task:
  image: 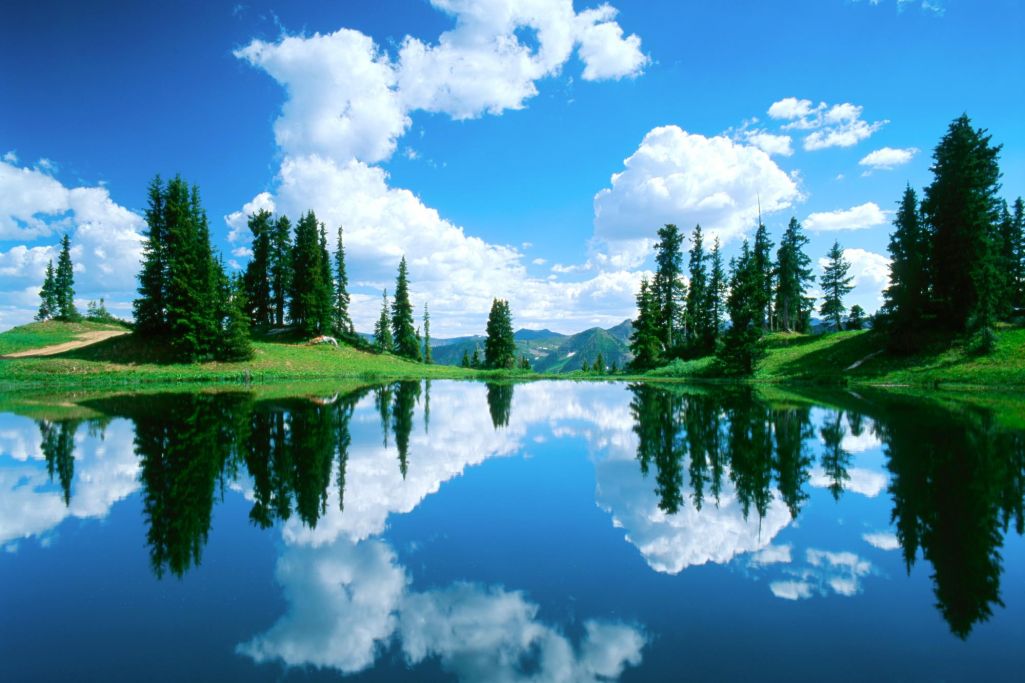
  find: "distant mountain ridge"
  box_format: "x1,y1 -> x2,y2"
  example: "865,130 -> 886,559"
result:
426,321 -> 633,372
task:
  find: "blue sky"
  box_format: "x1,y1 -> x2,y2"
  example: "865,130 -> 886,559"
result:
2,0 -> 1023,335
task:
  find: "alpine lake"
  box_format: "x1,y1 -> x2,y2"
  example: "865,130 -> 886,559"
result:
1,379 -> 1023,682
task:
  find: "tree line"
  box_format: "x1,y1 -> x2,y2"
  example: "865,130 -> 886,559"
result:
880,114 -> 1023,353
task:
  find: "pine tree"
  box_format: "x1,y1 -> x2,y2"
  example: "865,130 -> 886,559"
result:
135,175 -> 166,335
774,217 -> 815,332
847,305 -> 866,331
333,226 -> 353,337
220,273 -> 254,361
653,224 -> 686,352
717,241 -> 766,375
629,277 -> 662,370
192,185 -> 220,355
593,352 -> 605,373
470,347 -> 482,369
270,215 -> 292,327
422,303 -> 432,364
54,233 -> 77,320
36,260 -> 57,321
819,240 -> 854,332
391,257 -> 420,360
288,212 -> 331,337
923,114 -> 1003,332
461,349 -> 471,368
162,177 -> 203,359
706,237 -> 726,347
318,223 -> 335,333
484,299 -> 516,369
883,185 -> 929,350
752,222 -> 775,330
685,224 -> 710,354
1013,197 -> 1025,310
243,209 -> 273,326
374,289 -> 393,351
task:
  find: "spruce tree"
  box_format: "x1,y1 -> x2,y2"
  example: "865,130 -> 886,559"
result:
717,241 -> 765,375
1013,197 -> 1025,310
243,209 -> 273,326
461,349 -> 471,368
36,260 -> 57,321
653,224 -> 686,352
593,352 -> 605,373
752,222 -> 775,330
470,347 -> 482,369
820,241 -> 854,332
270,215 -> 292,327
629,277 -> 662,370
318,223 -> 335,333
288,212 -> 331,337
334,225 -> 353,336
883,185 -> 929,350
135,175 -> 166,335
162,177 -> 203,359
220,273 -> 254,361
774,217 -> 815,332
847,305 -> 866,331
484,299 -> 515,369
391,256 -> 420,360
706,237 -> 726,347
374,289 -> 393,351
422,303 -> 432,364
685,224 -> 710,354
54,233 -> 77,320
922,114 -> 1003,332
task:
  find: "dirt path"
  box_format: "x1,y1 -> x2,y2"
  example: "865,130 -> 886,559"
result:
2,330 -> 129,358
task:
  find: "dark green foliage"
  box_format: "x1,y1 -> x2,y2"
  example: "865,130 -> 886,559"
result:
392,381 -> 420,477
36,260 -> 57,321
706,237 -> 726,346
718,241 -> 766,375
470,347 -> 482,369
374,289 -> 393,351
135,176 -> 167,334
288,212 -> 333,337
819,240 -> 854,332
391,257 -> 420,360
54,233 -> 78,320
774,217 -> 815,332
460,349 -> 471,368
219,273 -> 254,361
486,383 -> 514,429
1013,197 -> 1025,309
653,224 -> 687,351
270,216 -> 293,327
243,209 -> 273,326
334,226 -> 353,336
883,186 -> 929,351
685,224 -> 713,355
923,114 -> 1003,332
39,418 -> 79,505
752,222 -> 775,330
518,354 -> 531,370
847,304 -> 866,330
630,277 -> 662,370
422,303 -> 432,364
593,352 -> 605,373
484,298 -> 515,369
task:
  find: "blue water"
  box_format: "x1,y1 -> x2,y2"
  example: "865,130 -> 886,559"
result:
1,381 -> 1022,681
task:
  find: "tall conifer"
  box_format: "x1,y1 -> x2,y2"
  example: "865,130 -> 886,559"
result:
374,289 -> 393,351
819,241 -> 854,332
774,217 -> 815,332
36,261 -> 57,321
334,226 -> 353,336
243,209 -> 273,326
653,224 -> 686,352
135,175 -> 166,334
270,215 -> 292,327
484,299 -> 515,369
54,233 -> 77,320
685,224 -> 710,354
391,257 -> 420,360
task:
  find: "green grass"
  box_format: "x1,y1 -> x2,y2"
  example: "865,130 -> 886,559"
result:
647,325 -> 1025,388
0,320 -> 128,356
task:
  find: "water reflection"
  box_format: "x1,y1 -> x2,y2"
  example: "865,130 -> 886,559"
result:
3,379 -> 1023,664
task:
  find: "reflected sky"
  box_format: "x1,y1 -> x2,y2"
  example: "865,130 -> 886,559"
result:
1,381 -> 1023,681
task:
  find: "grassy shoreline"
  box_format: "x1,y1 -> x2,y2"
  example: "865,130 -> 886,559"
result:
2,321 -> 1025,393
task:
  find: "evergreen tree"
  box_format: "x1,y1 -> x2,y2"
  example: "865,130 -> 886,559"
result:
717,241 -> 766,375
422,303 -> 432,364
653,224 -> 687,352
629,277 -> 662,370
774,217 -> 815,332
470,347 -> 482,369
461,349 -> 471,368
190,185 -> 219,355
373,289 -> 393,351
847,304 -> 866,331
318,223 -> 335,333
1013,197 -> 1025,310
36,260 -> 57,321
484,299 -> 516,369
706,237 -> 726,347
883,185 -> 929,350
243,209 -> 273,326
270,215 -> 292,327
593,352 -> 605,373
685,224 -> 711,354
518,355 -> 531,370
819,240 -> 854,331
54,233 -> 77,320
333,226 -> 353,336
923,114 -> 1003,332
391,257 -> 420,360
220,273 -> 254,361
288,211 -> 332,337
752,222 -> 775,330
135,175 -> 166,335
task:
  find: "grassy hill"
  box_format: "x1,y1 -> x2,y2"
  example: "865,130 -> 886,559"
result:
648,326 -> 1025,388
0,319 -> 129,356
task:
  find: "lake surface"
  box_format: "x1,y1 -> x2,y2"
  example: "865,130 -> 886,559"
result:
1,380 -> 1023,681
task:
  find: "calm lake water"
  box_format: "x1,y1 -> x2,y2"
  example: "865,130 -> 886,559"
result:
1,380 -> 1023,681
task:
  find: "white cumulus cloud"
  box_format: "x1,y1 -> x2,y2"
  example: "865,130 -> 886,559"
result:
767,98 -> 886,151
859,146 -> 918,170
805,202 -> 888,231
